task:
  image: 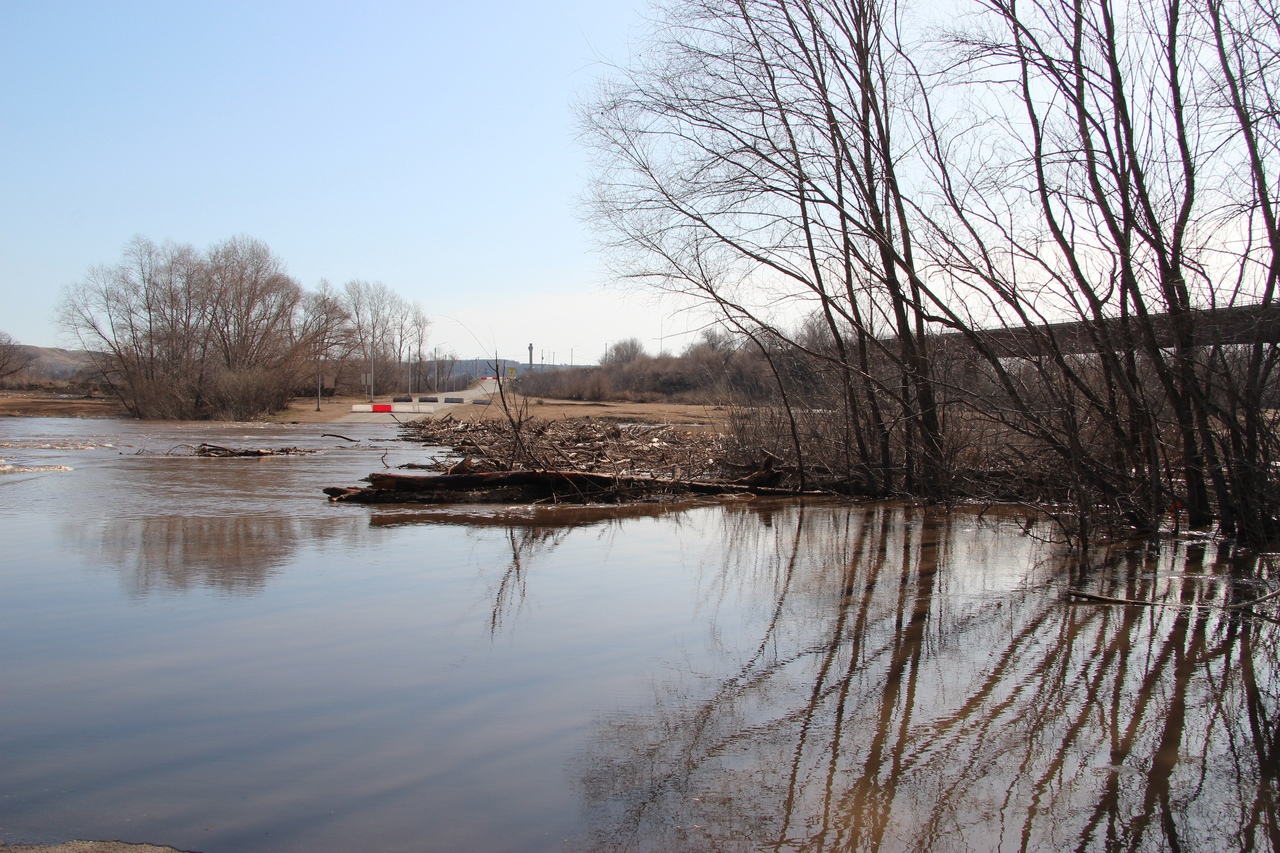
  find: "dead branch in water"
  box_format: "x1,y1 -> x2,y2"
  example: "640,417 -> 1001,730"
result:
192,443 -> 318,458
1226,586 -> 1280,609
1067,589 -> 1160,606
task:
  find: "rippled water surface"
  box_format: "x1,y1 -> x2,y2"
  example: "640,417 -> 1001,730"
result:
1,417 -> 1276,852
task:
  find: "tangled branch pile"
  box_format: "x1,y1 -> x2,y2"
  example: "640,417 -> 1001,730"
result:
400,415 -> 733,480
323,415 -> 815,505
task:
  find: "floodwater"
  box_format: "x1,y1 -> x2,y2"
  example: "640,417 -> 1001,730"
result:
0,417 -> 1276,852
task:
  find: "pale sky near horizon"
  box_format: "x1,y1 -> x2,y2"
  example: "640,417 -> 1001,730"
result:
0,0 -> 704,364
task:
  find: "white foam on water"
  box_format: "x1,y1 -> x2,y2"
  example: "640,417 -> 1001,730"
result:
0,463 -> 74,475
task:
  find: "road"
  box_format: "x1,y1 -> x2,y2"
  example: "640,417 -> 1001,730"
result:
335,378 -> 499,423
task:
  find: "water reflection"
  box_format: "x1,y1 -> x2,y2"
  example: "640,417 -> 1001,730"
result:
65,515 -> 367,596
371,501 -> 712,635
8,426 -> 1279,853
366,500 -> 710,530
557,503 -> 1279,852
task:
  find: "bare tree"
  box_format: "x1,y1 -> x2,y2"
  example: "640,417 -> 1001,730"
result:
60,236 -> 212,417
299,279 -> 353,410
60,235 -> 314,419
586,0 -> 1280,543
386,299 -> 424,396
0,331 -> 36,380
342,280 -> 404,399
408,301 -> 430,394
919,0 -> 1280,541
600,337 -> 646,366
202,236 -> 305,417
584,0 -> 945,497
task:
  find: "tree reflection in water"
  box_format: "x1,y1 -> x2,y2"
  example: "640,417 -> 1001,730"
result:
371,502 -> 701,636
554,502 -> 1280,852
68,515 -> 365,595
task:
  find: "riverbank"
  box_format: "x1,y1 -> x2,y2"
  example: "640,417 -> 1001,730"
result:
0,390 -> 728,430
267,394 -> 726,429
0,391 -> 128,419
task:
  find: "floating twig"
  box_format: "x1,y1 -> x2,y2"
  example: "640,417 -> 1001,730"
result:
1067,589 -> 1158,606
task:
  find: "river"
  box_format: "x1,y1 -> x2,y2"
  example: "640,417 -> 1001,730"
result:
0,417 -> 1276,852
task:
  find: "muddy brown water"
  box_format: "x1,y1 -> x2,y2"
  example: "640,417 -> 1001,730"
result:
1,418 -> 1276,852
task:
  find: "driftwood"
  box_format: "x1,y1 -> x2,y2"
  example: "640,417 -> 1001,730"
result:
325,469 -> 823,505
1067,589 -> 1159,606
194,443 -> 317,458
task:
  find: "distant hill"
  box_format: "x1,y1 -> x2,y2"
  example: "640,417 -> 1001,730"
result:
14,346 -> 97,381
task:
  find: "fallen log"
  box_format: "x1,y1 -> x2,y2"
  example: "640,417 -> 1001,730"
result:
326,469 -> 825,504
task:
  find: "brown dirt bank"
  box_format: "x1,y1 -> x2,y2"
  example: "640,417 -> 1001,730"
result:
0,392 -> 128,419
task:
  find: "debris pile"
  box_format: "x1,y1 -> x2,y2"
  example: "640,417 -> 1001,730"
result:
397,415 -> 733,481
324,415 -> 808,505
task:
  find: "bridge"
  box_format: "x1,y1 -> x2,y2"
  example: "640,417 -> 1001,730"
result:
955,301 -> 1280,356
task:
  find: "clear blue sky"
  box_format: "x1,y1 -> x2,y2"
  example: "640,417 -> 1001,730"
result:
0,0 -> 698,363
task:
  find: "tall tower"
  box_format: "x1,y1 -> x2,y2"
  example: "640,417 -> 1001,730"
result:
528,343 -> 534,369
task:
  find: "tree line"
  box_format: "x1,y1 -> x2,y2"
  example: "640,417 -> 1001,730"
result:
59,235 -> 449,420
516,330 -> 774,402
582,0 -> 1280,545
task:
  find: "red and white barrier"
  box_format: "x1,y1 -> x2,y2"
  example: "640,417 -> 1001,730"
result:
350,403 -> 435,414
